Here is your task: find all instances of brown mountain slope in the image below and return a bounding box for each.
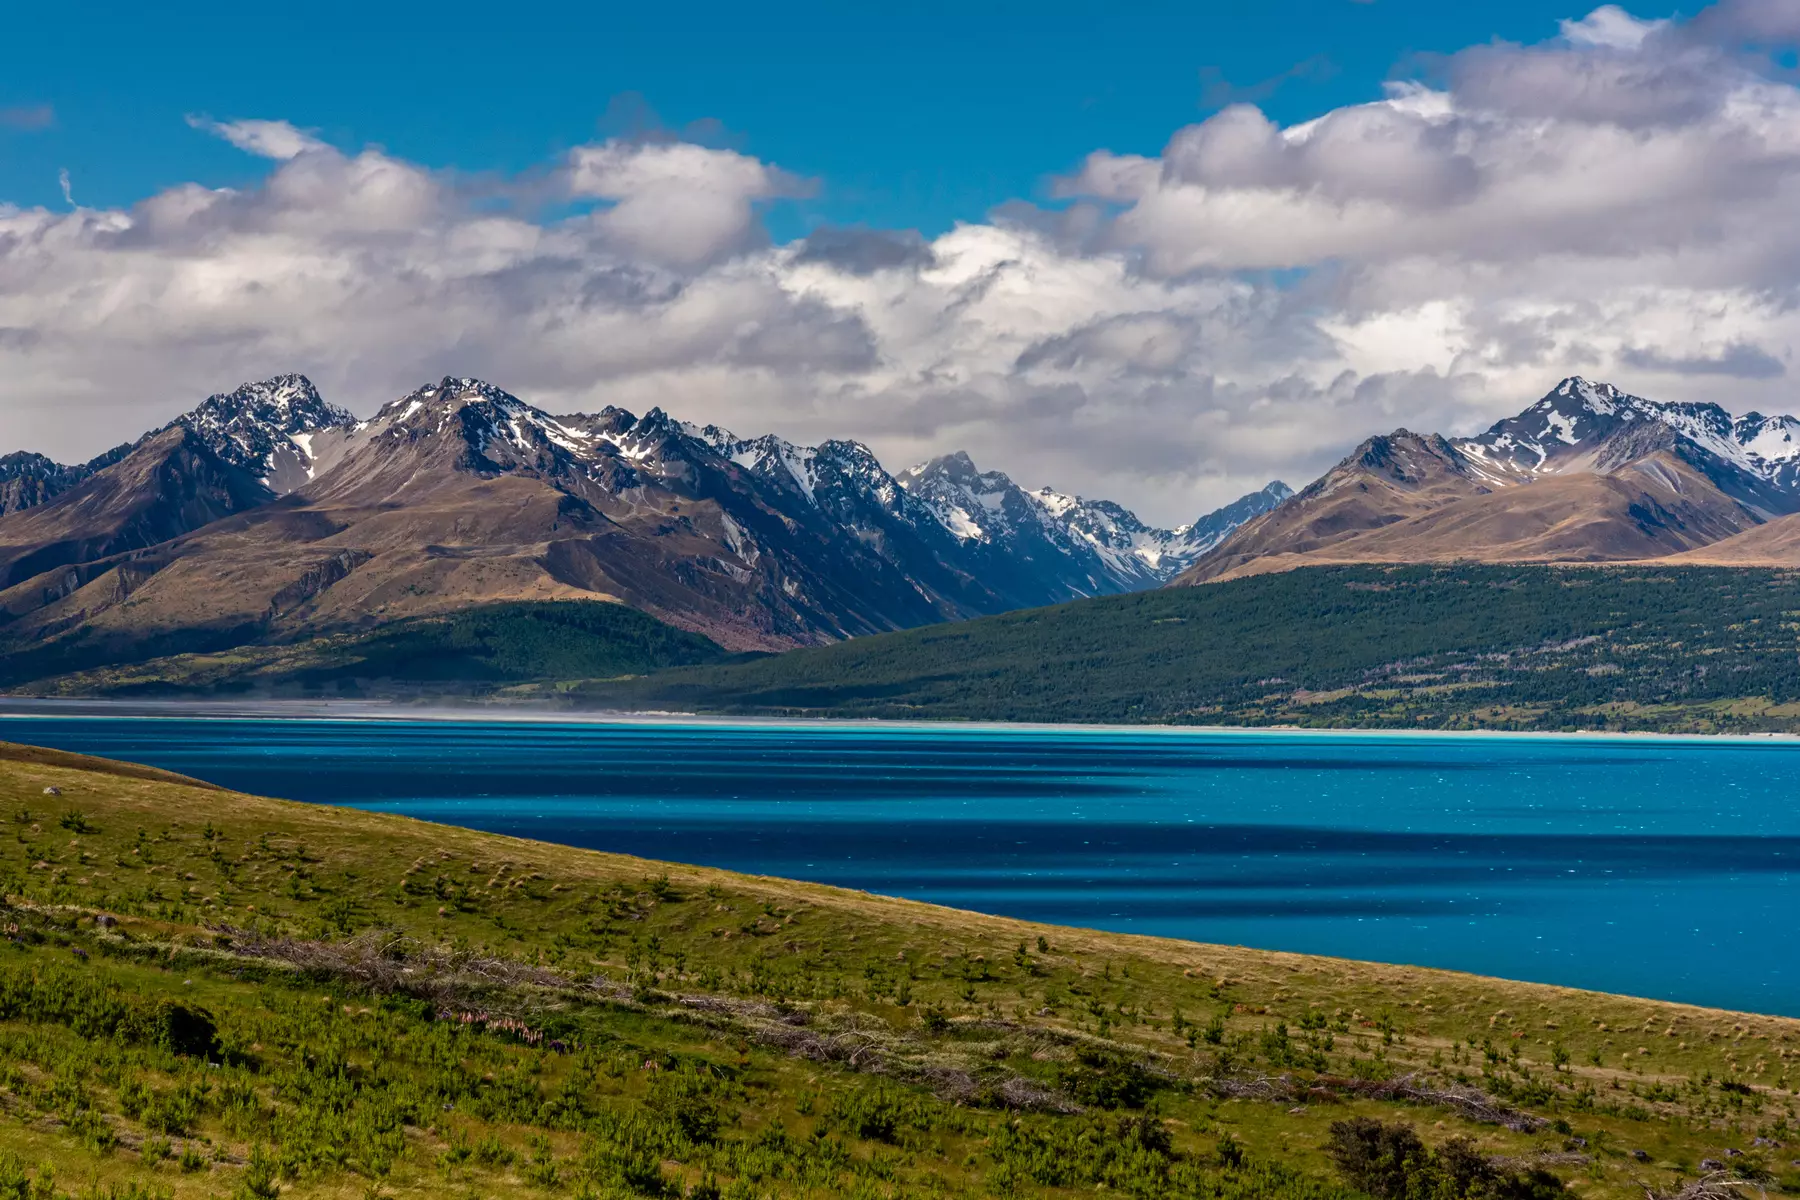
[1176,431,1488,583]
[1661,510,1800,565]
[0,428,273,592]
[0,379,1021,659]
[1172,372,1800,585]
[1176,437,1762,585]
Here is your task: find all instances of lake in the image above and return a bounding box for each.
[2,708,1795,1015]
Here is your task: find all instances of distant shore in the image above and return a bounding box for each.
[4,693,1799,744]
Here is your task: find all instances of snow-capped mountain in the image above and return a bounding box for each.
[0,372,1291,653]
[167,374,357,490]
[1182,376,1800,584]
[897,451,1290,593]
[1454,377,1800,516]
[1031,480,1295,587]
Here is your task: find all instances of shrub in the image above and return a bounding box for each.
[1324,1119,1564,1200]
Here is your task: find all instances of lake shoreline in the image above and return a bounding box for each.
[3,693,1799,744]
[6,706,1798,1014]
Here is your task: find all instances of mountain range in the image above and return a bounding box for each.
[1177,376,1800,584]
[0,375,1288,672]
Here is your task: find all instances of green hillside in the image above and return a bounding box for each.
[1,742,1797,1199]
[15,600,729,697]
[571,564,1800,732]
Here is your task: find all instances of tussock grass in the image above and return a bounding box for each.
[1,743,1796,1198]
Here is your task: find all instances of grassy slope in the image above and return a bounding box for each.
[15,600,729,698]
[1,746,1797,1199]
[569,564,1800,732]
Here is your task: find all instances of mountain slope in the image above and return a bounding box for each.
[0,427,274,593]
[0,375,1289,679]
[573,562,1800,733]
[1178,377,1800,583]
[1178,432,1487,582]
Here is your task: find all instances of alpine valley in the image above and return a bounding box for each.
[0,374,1288,687]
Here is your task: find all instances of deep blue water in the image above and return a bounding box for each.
[3,711,1796,1015]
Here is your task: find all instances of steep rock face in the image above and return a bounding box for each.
[1178,377,1800,583]
[896,452,1123,602]
[897,453,1288,598]
[1028,480,1294,590]
[0,453,83,517]
[0,444,135,516]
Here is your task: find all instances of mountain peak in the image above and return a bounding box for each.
[1549,376,1628,415]
[385,377,523,415]
[170,374,356,489]
[183,374,351,433]
[901,450,984,482]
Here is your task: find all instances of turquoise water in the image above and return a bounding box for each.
[3,712,1795,1015]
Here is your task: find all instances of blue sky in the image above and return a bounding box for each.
[6,0,1604,236]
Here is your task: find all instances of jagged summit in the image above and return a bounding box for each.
[896,451,1291,588]
[169,374,357,491]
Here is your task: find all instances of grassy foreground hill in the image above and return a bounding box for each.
[570,564,1800,732]
[0,743,1797,1199]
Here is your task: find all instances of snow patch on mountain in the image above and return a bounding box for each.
[173,373,356,490]
[1457,376,1800,491]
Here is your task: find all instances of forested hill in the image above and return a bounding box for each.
[574,564,1800,733]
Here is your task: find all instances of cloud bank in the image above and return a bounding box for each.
[3,1,1799,523]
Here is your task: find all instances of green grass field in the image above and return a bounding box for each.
[0,741,1796,1199]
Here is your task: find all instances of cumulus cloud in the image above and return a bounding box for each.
[4,2,1800,524]
[566,140,813,267]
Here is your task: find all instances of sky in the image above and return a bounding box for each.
[3,0,1800,523]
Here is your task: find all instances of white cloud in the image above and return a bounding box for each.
[1559,5,1668,48]
[3,3,1800,525]
[186,116,329,160]
[566,140,813,267]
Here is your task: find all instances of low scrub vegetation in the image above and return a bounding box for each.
[0,743,1796,1197]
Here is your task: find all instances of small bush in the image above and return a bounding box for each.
[1325,1118,1563,1200]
